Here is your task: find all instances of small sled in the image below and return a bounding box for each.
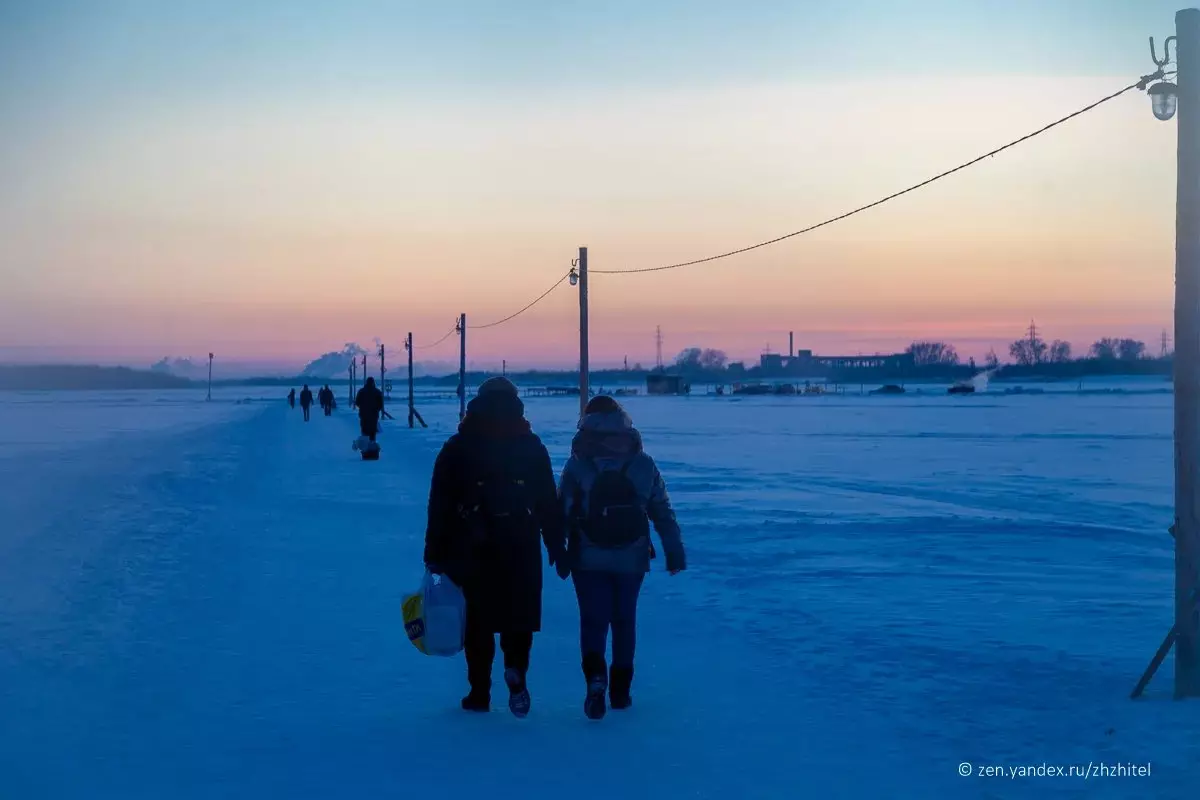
[353,436,381,461]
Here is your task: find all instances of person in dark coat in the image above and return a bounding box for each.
[299,384,314,422]
[287,388,296,409]
[320,384,334,416]
[424,376,566,717]
[558,394,685,719]
[355,377,384,441]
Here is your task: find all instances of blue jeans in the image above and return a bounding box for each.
[572,571,645,669]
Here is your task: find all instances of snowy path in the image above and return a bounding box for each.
[0,404,902,799]
[2,394,1198,799]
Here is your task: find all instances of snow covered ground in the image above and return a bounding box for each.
[0,384,1196,799]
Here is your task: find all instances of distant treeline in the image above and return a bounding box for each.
[2,352,1175,394]
[0,365,193,391]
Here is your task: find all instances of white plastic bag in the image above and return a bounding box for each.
[402,570,466,656]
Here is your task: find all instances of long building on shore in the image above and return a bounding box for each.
[755,332,915,377]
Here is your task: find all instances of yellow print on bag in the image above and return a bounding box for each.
[402,592,429,654]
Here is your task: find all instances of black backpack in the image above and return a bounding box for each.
[577,461,650,549]
[461,461,536,545]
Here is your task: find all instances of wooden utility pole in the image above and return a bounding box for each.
[207,352,213,401]
[458,314,467,422]
[378,343,393,420]
[349,360,356,407]
[1175,6,1200,699]
[578,246,589,418]
[403,332,424,428]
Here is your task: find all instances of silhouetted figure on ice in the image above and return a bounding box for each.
[355,377,384,442]
[424,377,566,717]
[299,384,314,422]
[319,384,334,416]
[559,394,685,719]
[287,388,296,409]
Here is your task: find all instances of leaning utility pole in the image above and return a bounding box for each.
[458,314,467,422]
[1174,6,1200,699]
[578,246,589,418]
[404,332,426,428]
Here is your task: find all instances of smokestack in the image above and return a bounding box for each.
[789,332,794,358]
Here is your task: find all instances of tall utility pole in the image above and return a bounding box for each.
[458,313,467,422]
[1175,6,1200,699]
[350,358,357,407]
[406,333,415,428]
[578,246,589,418]
[348,363,354,406]
[207,352,213,401]
[379,343,386,415]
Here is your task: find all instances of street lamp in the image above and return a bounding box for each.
[1147,35,1179,120]
[569,267,579,287]
[1151,81,1179,120]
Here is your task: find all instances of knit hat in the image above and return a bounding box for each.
[477,376,519,397]
[584,394,622,415]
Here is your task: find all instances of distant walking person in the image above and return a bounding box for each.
[299,384,314,422]
[288,388,296,409]
[424,377,566,716]
[355,377,384,441]
[320,384,334,416]
[559,394,685,720]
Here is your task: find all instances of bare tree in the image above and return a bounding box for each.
[698,348,728,370]
[1009,323,1048,366]
[1049,340,1072,363]
[905,341,960,366]
[1090,338,1121,360]
[984,349,1001,369]
[674,348,703,369]
[1118,338,1147,361]
[1009,337,1047,366]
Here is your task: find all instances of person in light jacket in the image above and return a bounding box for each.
[558,394,685,720]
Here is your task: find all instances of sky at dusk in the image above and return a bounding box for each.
[0,0,1189,372]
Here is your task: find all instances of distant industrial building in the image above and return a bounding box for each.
[645,373,689,395]
[759,332,914,376]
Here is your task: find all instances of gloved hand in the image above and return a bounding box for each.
[665,550,686,576]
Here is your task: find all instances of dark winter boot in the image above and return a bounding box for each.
[504,668,531,718]
[609,665,634,710]
[461,690,490,712]
[582,653,608,720]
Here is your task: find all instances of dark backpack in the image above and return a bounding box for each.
[461,460,536,545]
[577,461,650,549]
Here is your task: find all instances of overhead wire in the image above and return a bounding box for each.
[591,76,1159,275]
[468,270,574,330]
